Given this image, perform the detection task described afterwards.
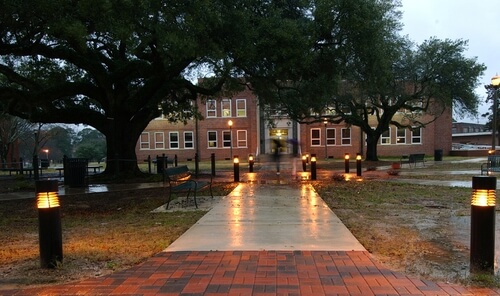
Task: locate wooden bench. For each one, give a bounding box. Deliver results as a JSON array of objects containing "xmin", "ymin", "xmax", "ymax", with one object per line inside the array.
[
  {"xmin": 400, "ymin": 153, "xmax": 425, "ymax": 168},
  {"xmin": 481, "ymin": 155, "xmax": 500, "ymax": 175},
  {"xmin": 163, "ymin": 165, "xmax": 213, "ymax": 209}
]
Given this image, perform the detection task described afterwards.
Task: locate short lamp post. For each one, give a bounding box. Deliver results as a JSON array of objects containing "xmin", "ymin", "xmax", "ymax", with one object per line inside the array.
[
  {"xmin": 248, "ymin": 154, "xmax": 254, "ymax": 173},
  {"xmin": 344, "ymin": 153, "xmax": 350, "ymax": 174},
  {"xmin": 233, "ymin": 155, "xmax": 240, "ymax": 182},
  {"xmin": 310, "ymin": 154, "xmax": 317, "ymax": 180},
  {"xmin": 36, "ymin": 180, "xmax": 63, "ymax": 269},
  {"xmin": 302, "ymin": 155, "xmax": 307, "ymax": 172},
  {"xmin": 324, "ymin": 120, "xmax": 328, "ymax": 159},
  {"xmin": 228, "ymin": 120, "xmax": 233, "ymax": 159},
  {"xmin": 470, "ymin": 176, "xmax": 496, "ymax": 274},
  {"xmin": 356, "ymin": 153, "xmax": 362, "ymax": 176}
]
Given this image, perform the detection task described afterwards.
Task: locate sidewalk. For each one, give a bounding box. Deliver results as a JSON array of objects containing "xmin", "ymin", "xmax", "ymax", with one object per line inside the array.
[{"xmin": 7, "ymin": 175, "xmax": 500, "ymax": 295}]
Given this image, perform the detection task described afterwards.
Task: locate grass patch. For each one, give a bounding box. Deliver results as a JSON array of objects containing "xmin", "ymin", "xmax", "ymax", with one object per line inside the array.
[{"xmin": 0, "ymin": 182, "xmax": 236, "ymax": 288}]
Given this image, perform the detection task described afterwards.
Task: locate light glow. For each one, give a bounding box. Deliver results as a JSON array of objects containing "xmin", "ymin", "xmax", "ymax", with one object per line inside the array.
[
  {"xmin": 37, "ymin": 191, "xmax": 60, "ymax": 209},
  {"xmin": 471, "ymin": 189, "xmax": 496, "ymax": 207}
]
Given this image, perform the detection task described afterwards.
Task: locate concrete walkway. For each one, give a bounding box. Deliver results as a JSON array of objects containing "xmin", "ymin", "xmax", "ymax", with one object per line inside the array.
[
  {"xmin": 7, "ymin": 178, "xmax": 500, "ymax": 295},
  {"xmin": 166, "ymin": 183, "xmax": 365, "ymax": 252}
]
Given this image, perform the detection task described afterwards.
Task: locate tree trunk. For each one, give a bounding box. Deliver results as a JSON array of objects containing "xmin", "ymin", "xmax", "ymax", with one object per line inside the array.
[
  {"xmin": 102, "ymin": 120, "xmax": 143, "ymax": 177},
  {"xmin": 365, "ymin": 134, "xmax": 380, "ymax": 161}
]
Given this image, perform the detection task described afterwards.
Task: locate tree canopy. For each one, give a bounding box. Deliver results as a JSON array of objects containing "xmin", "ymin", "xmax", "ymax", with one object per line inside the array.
[
  {"xmin": 246, "ymin": 0, "xmax": 486, "ymax": 160},
  {"xmin": 0, "ymin": 0, "xmax": 313, "ymax": 175},
  {"xmin": 0, "ymin": 0, "xmax": 486, "ymax": 169}
]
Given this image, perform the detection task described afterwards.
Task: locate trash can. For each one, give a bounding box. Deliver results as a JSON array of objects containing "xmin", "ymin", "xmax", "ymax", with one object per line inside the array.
[
  {"xmin": 434, "ymin": 149, "xmax": 443, "ymax": 161},
  {"xmin": 40, "ymin": 159, "xmax": 49, "ymax": 168},
  {"xmin": 156, "ymin": 156, "xmax": 168, "ymax": 174},
  {"xmin": 64, "ymin": 158, "xmax": 88, "ymax": 187}
]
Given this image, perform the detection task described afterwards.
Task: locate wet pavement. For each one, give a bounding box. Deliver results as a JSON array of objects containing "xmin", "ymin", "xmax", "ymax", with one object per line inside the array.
[{"xmin": 3, "ymin": 158, "xmax": 500, "ymax": 295}]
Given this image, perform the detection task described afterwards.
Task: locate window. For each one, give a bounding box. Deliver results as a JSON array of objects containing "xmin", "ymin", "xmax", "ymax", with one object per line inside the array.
[
  {"xmin": 341, "ymin": 128, "xmax": 351, "ymax": 145},
  {"xmin": 311, "ymin": 128, "xmax": 321, "ymax": 146},
  {"xmin": 154, "ymin": 132, "xmax": 165, "ymax": 149},
  {"xmin": 184, "ymin": 131, "xmax": 194, "ymax": 149},
  {"xmin": 221, "ymin": 99, "xmax": 231, "ymax": 117},
  {"xmin": 140, "ymin": 132, "xmax": 150, "ymax": 150},
  {"xmin": 208, "ymin": 131, "xmax": 217, "ymax": 148},
  {"xmin": 206, "ymin": 100, "xmax": 216, "ymax": 117},
  {"xmin": 381, "ymin": 128, "xmax": 391, "ymax": 145},
  {"xmin": 169, "ymin": 132, "xmax": 179, "ymax": 149},
  {"xmin": 326, "ymin": 128, "xmax": 336, "ymax": 145},
  {"xmin": 223, "ymin": 130, "xmax": 232, "ymax": 148},
  {"xmin": 237, "ymin": 130, "xmax": 247, "ymax": 147},
  {"xmin": 396, "ymin": 127, "xmax": 406, "ymax": 144},
  {"xmin": 236, "ymin": 99, "xmax": 247, "ymax": 117},
  {"xmin": 411, "ymin": 127, "xmax": 422, "ymax": 144}
]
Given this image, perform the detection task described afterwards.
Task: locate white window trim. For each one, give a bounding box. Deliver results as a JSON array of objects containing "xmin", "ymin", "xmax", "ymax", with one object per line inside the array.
[
  {"xmin": 221, "ymin": 99, "xmax": 232, "ymax": 117},
  {"xmin": 411, "ymin": 127, "xmax": 422, "ymax": 144},
  {"xmin": 396, "ymin": 127, "xmax": 406, "ymax": 144},
  {"xmin": 140, "ymin": 132, "xmax": 150, "ymax": 150},
  {"xmin": 222, "ymin": 130, "xmax": 232, "ymax": 148},
  {"xmin": 326, "ymin": 128, "xmax": 336, "ymax": 146},
  {"xmin": 154, "ymin": 132, "xmax": 165, "ymax": 149},
  {"xmin": 208, "ymin": 131, "xmax": 217, "ymax": 148},
  {"xmin": 207, "ymin": 100, "xmax": 217, "ymax": 118},
  {"xmin": 341, "ymin": 128, "xmax": 351, "ymax": 145},
  {"xmin": 169, "ymin": 132, "xmax": 179, "ymax": 149},
  {"xmin": 381, "ymin": 127, "xmax": 391, "ymax": 145},
  {"xmin": 236, "ymin": 99, "xmax": 247, "ymax": 117},
  {"xmin": 184, "ymin": 131, "xmax": 194, "ymax": 149},
  {"xmin": 237, "ymin": 130, "xmax": 247, "ymax": 148},
  {"xmin": 311, "ymin": 128, "xmax": 321, "ymax": 146}
]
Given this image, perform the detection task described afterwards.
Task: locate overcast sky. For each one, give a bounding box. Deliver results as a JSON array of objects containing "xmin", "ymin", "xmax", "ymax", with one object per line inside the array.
[{"xmin": 400, "ymin": 0, "xmax": 500, "ymax": 123}]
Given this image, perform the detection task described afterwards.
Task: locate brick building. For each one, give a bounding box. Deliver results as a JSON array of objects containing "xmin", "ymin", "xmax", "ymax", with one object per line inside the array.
[{"xmin": 136, "ymin": 89, "xmax": 452, "ymax": 162}]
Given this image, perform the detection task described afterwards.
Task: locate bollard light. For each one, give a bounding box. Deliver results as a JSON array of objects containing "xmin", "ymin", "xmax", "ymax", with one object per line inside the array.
[
  {"xmin": 302, "ymin": 155, "xmax": 307, "ymax": 172},
  {"xmin": 248, "ymin": 154, "xmax": 254, "ymax": 173},
  {"xmin": 470, "ymin": 176, "xmax": 496, "ymax": 274},
  {"xmin": 310, "ymin": 154, "xmax": 317, "ymax": 180},
  {"xmin": 344, "ymin": 153, "xmax": 350, "ymax": 174},
  {"xmin": 36, "ymin": 180, "xmax": 63, "ymax": 269},
  {"xmin": 356, "ymin": 153, "xmax": 362, "ymax": 176},
  {"xmin": 233, "ymin": 155, "xmax": 240, "ymax": 182}
]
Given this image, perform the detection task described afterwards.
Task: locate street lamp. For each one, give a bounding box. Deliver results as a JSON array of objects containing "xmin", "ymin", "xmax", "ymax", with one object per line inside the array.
[
  {"xmin": 491, "ymin": 75, "xmax": 500, "ymax": 152},
  {"xmin": 228, "ymin": 120, "xmax": 233, "ymax": 159},
  {"xmin": 324, "ymin": 120, "xmax": 328, "ymax": 159}
]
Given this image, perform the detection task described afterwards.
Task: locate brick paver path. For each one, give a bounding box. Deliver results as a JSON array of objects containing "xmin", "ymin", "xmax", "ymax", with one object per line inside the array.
[{"xmin": 6, "ymin": 251, "xmax": 500, "ymax": 295}]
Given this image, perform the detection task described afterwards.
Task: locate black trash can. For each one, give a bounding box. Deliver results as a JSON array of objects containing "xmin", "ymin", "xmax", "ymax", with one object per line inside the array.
[
  {"xmin": 64, "ymin": 158, "xmax": 88, "ymax": 187},
  {"xmin": 40, "ymin": 159, "xmax": 50, "ymax": 168},
  {"xmin": 156, "ymin": 156, "xmax": 168, "ymax": 174},
  {"xmin": 434, "ymin": 149, "xmax": 443, "ymax": 161}
]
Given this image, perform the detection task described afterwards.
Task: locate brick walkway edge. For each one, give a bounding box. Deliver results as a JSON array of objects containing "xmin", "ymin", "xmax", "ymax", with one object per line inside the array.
[{"xmin": 7, "ymin": 251, "xmax": 500, "ymax": 296}]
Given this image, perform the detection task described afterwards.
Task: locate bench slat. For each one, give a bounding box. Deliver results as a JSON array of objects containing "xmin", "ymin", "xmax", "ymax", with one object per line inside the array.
[{"xmin": 164, "ymin": 165, "xmax": 213, "ymax": 209}]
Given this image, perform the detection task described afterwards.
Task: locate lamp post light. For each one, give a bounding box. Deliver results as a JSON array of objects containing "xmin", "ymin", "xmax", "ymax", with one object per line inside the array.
[
  {"xmin": 310, "ymin": 154, "xmax": 317, "ymax": 180},
  {"xmin": 324, "ymin": 120, "xmax": 328, "ymax": 159},
  {"xmin": 356, "ymin": 153, "xmax": 362, "ymax": 177},
  {"xmin": 248, "ymin": 154, "xmax": 254, "ymax": 173},
  {"xmin": 344, "ymin": 153, "xmax": 350, "ymax": 174},
  {"xmin": 491, "ymin": 75, "xmax": 500, "ymax": 152},
  {"xmin": 233, "ymin": 155, "xmax": 240, "ymax": 182},
  {"xmin": 228, "ymin": 120, "xmax": 233, "ymax": 159},
  {"xmin": 36, "ymin": 180, "xmax": 63, "ymax": 268},
  {"xmin": 470, "ymin": 176, "xmax": 496, "ymax": 274}
]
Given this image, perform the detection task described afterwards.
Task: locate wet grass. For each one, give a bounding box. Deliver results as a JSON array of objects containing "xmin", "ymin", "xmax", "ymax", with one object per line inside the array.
[
  {"xmin": 0, "ymin": 183, "xmax": 236, "ymax": 289},
  {"xmin": 314, "ymin": 179, "xmax": 500, "ymax": 288}
]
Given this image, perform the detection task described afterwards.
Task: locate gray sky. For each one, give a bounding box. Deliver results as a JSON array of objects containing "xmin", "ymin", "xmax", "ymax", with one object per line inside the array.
[{"xmin": 400, "ymin": 0, "xmax": 500, "ymax": 123}]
